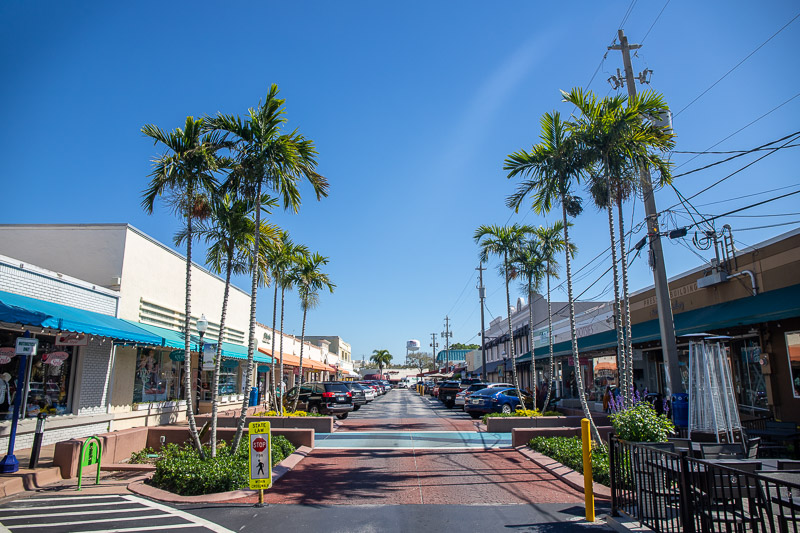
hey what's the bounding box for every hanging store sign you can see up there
[55,332,89,346]
[169,349,186,362]
[0,347,16,364]
[15,338,38,356]
[42,351,70,367]
[202,344,216,371]
[257,365,270,373]
[221,359,239,370]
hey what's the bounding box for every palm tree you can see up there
[207,85,329,453]
[563,88,674,401]
[177,191,279,456]
[141,116,222,457]
[504,111,602,444]
[534,221,574,412]
[289,253,335,412]
[370,350,393,377]
[264,234,309,414]
[512,237,546,410]
[474,224,535,408]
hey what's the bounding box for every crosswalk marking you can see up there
[0,494,234,533]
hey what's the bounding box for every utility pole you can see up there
[430,333,439,371]
[442,316,453,371]
[477,263,487,381]
[609,29,683,396]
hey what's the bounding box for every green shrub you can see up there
[609,393,674,443]
[257,410,325,417]
[528,436,610,486]
[542,411,562,417]
[481,409,541,424]
[129,447,157,464]
[150,435,297,496]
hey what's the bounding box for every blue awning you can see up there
[0,290,162,345]
[126,321,272,363]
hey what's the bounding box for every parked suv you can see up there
[438,381,462,408]
[283,382,354,419]
[339,381,367,410]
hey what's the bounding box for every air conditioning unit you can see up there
[697,270,728,289]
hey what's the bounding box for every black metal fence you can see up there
[610,436,800,532]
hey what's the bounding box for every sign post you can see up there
[0,337,38,473]
[248,421,272,505]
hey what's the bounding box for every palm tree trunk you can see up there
[183,207,205,457]
[231,184,262,454]
[527,281,536,411]
[210,251,233,457]
[605,161,627,404]
[617,197,634,403]
[505,252,525,410]
[279,287,286,415]
[562,201,602,445]
[292,308,308,412]
[270,284,279,411]
[542,270,554,412]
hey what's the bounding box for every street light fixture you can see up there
[196,314,208,413]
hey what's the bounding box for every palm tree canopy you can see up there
[474,224,536,267]
[264,231,311,292]
[370,349,392,369]
[534,221,576,279]
[513,238,547,296]
[289,252,335,312]
[205,84,329,212]
[141,116,224,214]
[505,111,585,217]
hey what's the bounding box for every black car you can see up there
[438,381,462,408]
[283,382,354,419]
[339,381,368,410]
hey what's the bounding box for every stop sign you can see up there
[252,437,267,453]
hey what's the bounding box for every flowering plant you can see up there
[609,388,674,442]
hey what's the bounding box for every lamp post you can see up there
[196,314,208,414]
[502,350,508,382]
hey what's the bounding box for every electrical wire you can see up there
[674,11,800,118]
[675,189,800,231]
[733,220,800,232]
[446,270,476,318]
[640,0,670,44]
[618,0,639,29]
[673,143,800,155]
[693,183,800,208]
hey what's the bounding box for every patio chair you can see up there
[699,443,745,459]
[758,471,800,533]
[667,437,691,451]
[745,437,760,459]
[698,462,764,533]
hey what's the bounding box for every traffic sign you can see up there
[248,421,272,490]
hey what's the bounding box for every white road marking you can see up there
[86,524,198,533]
[15,495,121,503]
[0,507,148,520]
[2,502,137,511]
[9,514,170,528]
[120,495,235,533]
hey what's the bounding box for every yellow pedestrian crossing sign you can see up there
[248,421,272,490]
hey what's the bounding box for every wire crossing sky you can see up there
[1,1,798,361]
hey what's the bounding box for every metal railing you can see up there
[610,436,800,532]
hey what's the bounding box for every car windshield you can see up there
[467,384,490,392]
[324,383,350,393]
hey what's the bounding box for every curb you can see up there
[605,514,653,533]
[0,466,63,498]
[515,445,612,500]
[127,445,312,504]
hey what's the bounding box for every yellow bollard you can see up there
[581,418,595,522]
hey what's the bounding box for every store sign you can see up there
[42,351,70,367]
[169,350,186,362]
[0,347,16,364]
[55,332,89,346]
[15,338,38,356]
[221,359,239,370]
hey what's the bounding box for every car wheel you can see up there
[353,405,361,411]
[469,413,481,419]
[501,404,512,414]
[309,405,321,415]
[336,413,348,420]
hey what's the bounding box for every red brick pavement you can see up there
[336,417,480,432]
[244,448,584,505]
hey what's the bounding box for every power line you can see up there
[693,183,800,208]
[673,143,800,155]
[640,0,670,44]
[679,189,800,231]
[733,220,800,232]
[446,270,476,317]
[674,11,800,117]
[618,0,638,29]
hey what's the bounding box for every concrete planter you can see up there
[194,414,334,433]
[486,415,588,433]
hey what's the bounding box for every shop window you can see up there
[786,331,800,399]
[133,348,183,403]
[0,333,74,419]
[200,359,240,400]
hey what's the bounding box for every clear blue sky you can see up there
[2,1,798,365]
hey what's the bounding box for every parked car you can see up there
[431,382,441,397]
[354,382,376,402]
[454,382,499,409]
[283,382,354,419]
[438,381,462,408]
[339,381,367,410]
[463,387,534,419]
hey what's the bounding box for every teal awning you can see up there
[0,290,162,345]
[126,321,272,363]
[531,282,800,361]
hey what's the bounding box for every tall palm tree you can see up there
[141,116,222,457]
[512,237,546,409]
[370,350,393,377]
[207,85,329,452]
[563,88,674,401]
[289,252,335,412]
[177,191,279,456]
[264,235,309,414]
[504,111,602,444]
[474,224,535,407]
[534,221,574,412]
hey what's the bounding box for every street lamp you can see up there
[501,350,508,381]
[196,314,208,413]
